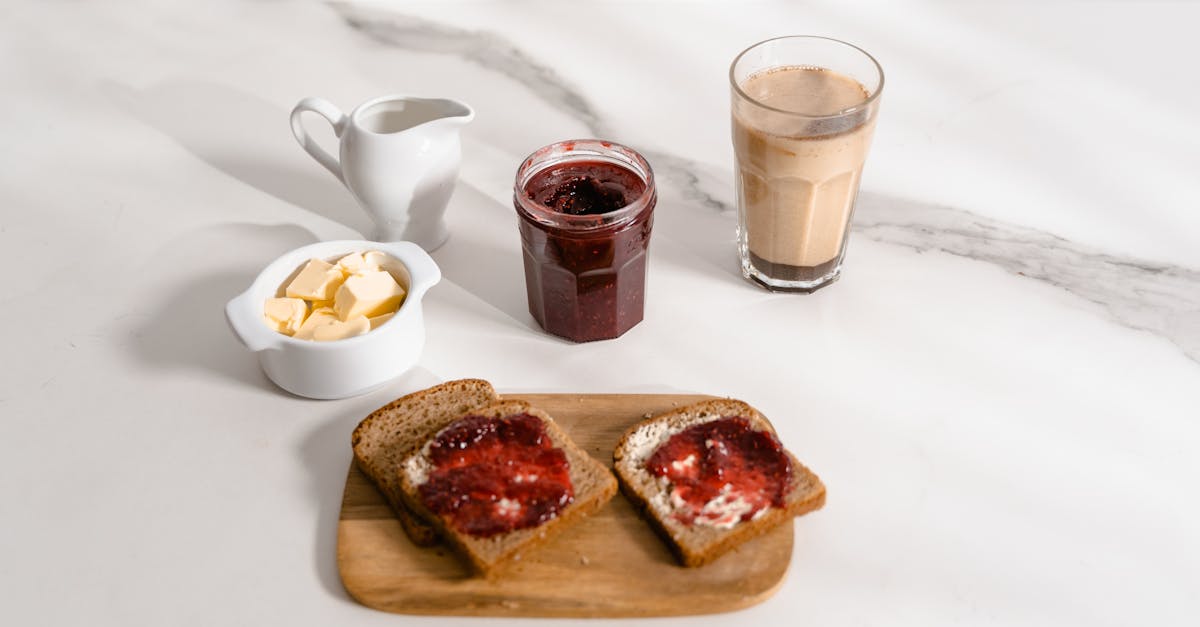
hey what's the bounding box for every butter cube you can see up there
[285,258,345,301]
[293,307,370,342]
[293,307,339,340]
[334,269,406,321]
[363,251,405,279]
[362,251,390,270]
[309,299,334,311]
[262,297,308,335]
[368,311,395,329]
[335,252,369,276]
[312,315,370,342]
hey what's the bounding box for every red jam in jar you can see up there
[514,140,656,342]
[417,413,574,538]
[645,416,792,528]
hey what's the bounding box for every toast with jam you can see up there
[397,399,618,576]
[613,399,825,567]
[351,379,498,546]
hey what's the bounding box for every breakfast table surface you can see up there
[2,1,1198,625]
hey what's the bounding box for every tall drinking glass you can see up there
[731,36,884,292]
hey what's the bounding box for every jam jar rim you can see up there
[514,139,656,232]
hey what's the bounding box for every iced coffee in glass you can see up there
[731,36,883,292]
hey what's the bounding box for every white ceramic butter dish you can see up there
[225,240,440,399]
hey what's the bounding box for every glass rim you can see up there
[729,35,885,119]
[513,139,656,231]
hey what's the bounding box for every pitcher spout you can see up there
[348,95,474,135]
[432,98,474,126]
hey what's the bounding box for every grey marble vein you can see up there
[331,2,734,214]
[331,3,1200,364]
[638,149,733,213]
[855,194,1200,362]
[333,3,611,137]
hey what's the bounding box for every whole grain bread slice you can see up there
[397,399,618,577]
[351,379,498,546]
[612,398,825,567]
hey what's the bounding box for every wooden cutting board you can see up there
[337,393,793,617]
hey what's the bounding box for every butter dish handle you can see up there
[225,289,280,353]
[388,241,442,299]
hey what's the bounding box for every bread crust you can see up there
[397,400,618,577]
[613,399,825,567]
[351,379,498,546]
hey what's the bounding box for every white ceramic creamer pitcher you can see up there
[290,95,474,251]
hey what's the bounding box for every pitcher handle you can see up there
[290,97,347,183]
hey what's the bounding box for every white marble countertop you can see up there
[2,1,1198,625]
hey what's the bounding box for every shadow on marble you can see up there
[296,366,441,603]
[642,161,751,290]
[125,223,318,393]
[101,79,373,237]
[296,398,369,604]
[430,182,574,340]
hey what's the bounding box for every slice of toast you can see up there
[351,379,498,546]
[613,399,825,567]
[397,400,618,577]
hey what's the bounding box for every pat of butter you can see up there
[363,251,405,278]
[262,297,308,335]
[312,315,370,342]
[293,307,338,340]
[362,251,389,269]
[335,252,369,276]
[368,311,395,329]
[285,258,345,301]
[334,269,406,321]
[293,307,370,341]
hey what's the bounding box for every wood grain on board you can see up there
[337,393,793,617]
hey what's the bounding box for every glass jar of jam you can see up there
[513,140,656,342]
